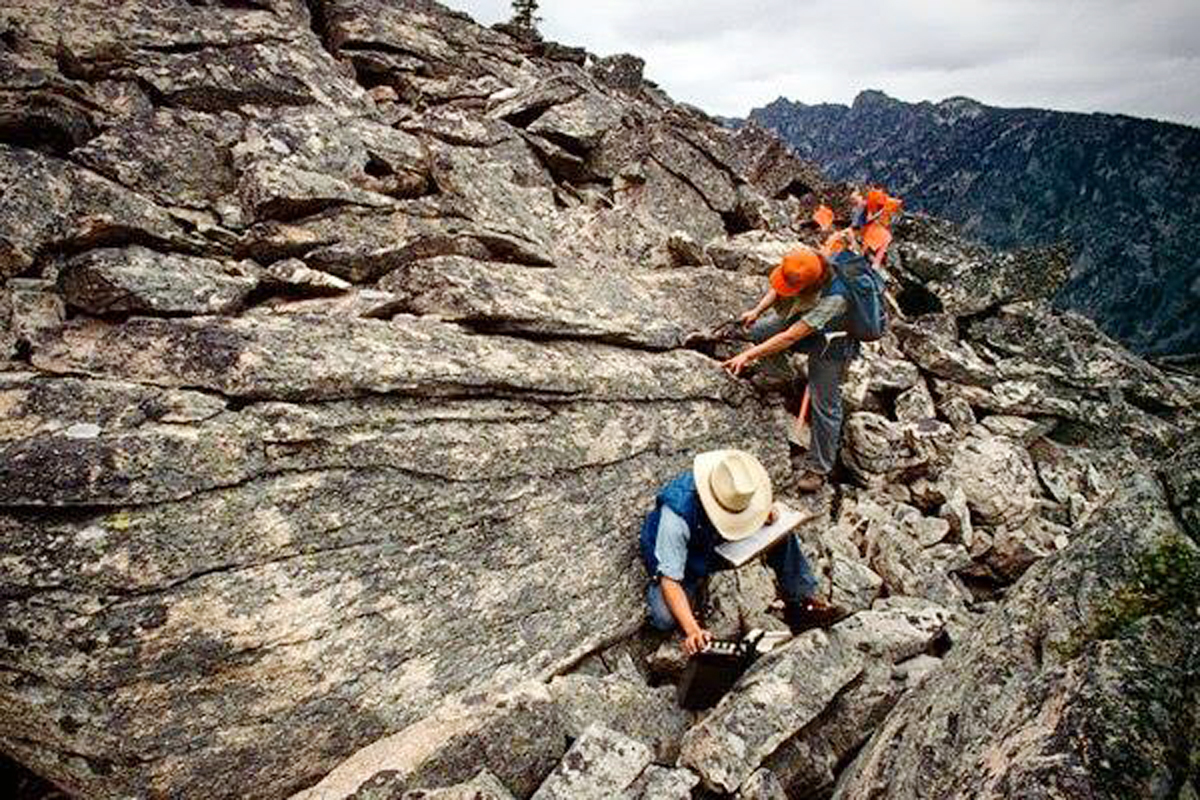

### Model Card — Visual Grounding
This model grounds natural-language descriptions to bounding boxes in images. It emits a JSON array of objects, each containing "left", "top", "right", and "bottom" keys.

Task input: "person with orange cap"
[
  {"left": 640, "top": 449, "right": 835, "bottom": 652},
  {"left": 861, "top": 187, "right": 901, "bottom": 269},
  {"left": 723, "top": 246, "right": 860, "bottom": 492}
]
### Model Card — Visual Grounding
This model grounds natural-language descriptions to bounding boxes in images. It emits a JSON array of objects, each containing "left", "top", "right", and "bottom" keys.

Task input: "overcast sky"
[{"left": 444, "top": 0, "right": 1200, "bottom": 127}]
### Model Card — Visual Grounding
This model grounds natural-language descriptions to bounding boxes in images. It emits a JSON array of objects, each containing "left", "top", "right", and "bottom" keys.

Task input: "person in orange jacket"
[{"left": 861, "top": 188, "right": 902, "bottom": 269}]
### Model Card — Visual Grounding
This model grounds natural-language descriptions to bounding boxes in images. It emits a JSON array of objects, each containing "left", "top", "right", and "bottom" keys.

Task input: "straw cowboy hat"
[{"left": 694, "top": 449, "right": 774, "bottom": 540}]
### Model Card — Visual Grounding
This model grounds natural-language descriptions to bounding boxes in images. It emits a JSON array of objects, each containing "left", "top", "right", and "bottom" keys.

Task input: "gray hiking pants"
[
  {"left": 748, "top": 314, "right": 850, "bottom": 475},
  {"left": 804, "top": 347, "right": 850, "bottom": 475}
]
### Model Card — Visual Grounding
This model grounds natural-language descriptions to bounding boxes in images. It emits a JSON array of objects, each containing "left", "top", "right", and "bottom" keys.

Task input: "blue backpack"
[{"left": 830, "top": 251, "right": 887, "bottom": 341}]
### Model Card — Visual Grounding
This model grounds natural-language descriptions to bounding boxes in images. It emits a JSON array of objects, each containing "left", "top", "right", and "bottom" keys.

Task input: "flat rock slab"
[
  {"left": 530, "top": 724, "right": 651, "bottom": 800},
  {"left": 30, "top": 315, "right": 744, "bottom": 403},
  {"left": 60, "top": 246, "right": 259, "bottom": 316},
  {"left": 0, "top": 366, "right": 790, "bottom": 799},
  {"left": 391, "top": 258, "right": 761, "bottom": 350}
]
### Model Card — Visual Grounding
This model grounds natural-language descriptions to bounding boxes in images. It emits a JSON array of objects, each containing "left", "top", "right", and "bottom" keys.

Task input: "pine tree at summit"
[{"left": 510, "top": 0, "right": 540, "bottom": 32}]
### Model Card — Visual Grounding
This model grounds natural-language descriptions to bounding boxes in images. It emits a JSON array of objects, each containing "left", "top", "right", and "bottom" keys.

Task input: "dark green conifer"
[{"left": 510, "top": 0, "right": 540, "bottom": 32}]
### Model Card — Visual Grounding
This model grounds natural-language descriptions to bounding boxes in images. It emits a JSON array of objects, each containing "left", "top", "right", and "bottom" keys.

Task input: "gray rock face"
[
  {"left": 392, "top": 258, "right": 760, "bottom": 349},
  {"left": 28, "top": 315, "right": 743, "bottom": 406},
  {"left": 73, "top": 109, "right": 243, "bottom": 211},
  {"left": 0, "top": 144, "right": 202, "bottom": 276},
  {"left": 2, "top": 0, "right": 849, "bottom": 793},
  {"left": 833, "top": 476, "right": 1200, "bottom": 800}
]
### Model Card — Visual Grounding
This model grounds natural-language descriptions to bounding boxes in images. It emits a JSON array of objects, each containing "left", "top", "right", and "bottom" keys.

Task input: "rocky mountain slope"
[
  {"left": 746, "top": 91, "right": 1200, "bottom": 357},
  {"left": 0, "top": 2, "right": 1197, "bottom": 799}
]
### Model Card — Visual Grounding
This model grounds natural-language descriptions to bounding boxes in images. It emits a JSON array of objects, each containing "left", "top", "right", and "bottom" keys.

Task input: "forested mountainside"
[{"left": 747, "top": 90, "right": 1200, "bottom": 357}]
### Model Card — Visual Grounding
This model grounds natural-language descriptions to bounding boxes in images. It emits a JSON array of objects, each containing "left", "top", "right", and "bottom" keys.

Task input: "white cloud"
[{"left": 444, "top": 0, "right": 1200, "bottom": 126}]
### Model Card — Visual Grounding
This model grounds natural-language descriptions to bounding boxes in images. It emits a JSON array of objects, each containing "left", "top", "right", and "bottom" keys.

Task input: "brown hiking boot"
[
  {"left": 795, "top": 470, "right": 825, "bottom": 493},
  {"left": 784, "top": 597, "right": 841, "bottom": 634}
]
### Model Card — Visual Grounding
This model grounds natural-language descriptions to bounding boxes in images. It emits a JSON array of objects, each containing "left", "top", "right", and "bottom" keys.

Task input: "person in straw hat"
[{"left": 639, "top": 449, "right": 834, "bottom": 654}]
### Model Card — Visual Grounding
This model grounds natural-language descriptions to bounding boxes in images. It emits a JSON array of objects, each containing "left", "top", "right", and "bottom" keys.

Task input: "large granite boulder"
[
  {"left": 59, "top": 247, "right": 260, "bottom": 316},
  {"left": 941, "top": 434, "right": 1041, "bottom": 528},
  {"left": 548, "top": 671, "right": 692, "bottom": 762}
]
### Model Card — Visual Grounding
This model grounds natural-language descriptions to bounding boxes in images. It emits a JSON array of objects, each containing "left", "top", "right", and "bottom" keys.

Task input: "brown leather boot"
[
  {"left": 795, "top": 470, "right": 825, "bottom": 493},
  {"left": 784, "top": 597, "right": 841, "bottom": 634}
]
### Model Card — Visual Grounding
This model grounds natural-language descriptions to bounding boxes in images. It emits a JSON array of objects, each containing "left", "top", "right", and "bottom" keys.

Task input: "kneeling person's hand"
[{"left": 683, "top": 626, "right": 713, "bottom": 656}]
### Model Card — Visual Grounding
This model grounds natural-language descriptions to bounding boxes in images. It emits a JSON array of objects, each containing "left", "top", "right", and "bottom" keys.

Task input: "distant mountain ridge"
[{"left": 745, "top": 90, "right": 1200, "bottom": 356}]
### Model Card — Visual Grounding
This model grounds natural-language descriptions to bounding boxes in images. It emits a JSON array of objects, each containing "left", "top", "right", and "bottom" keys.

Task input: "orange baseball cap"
[
  {"left": 866, "top": 188, "right": 888, "bottom": 214},
  {"left": 770, "top": 248, "right": 824, "bottom": 297}
]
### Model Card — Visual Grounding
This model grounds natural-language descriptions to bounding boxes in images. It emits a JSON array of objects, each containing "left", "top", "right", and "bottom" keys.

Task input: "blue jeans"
[{"left": 645, "top": 534, "right": 819, "bottom": 630}]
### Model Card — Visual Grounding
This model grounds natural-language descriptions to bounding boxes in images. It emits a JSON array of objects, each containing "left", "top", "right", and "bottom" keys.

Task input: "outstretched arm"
[
  {"left": 722, "top": 320, "right": 815, "bottom": 375},
  {"left": 740, "top": 288, "right": 778, "bottom": 328},
  {"left": 660, "top": 577, "right": 711, "bottom": 655}
]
